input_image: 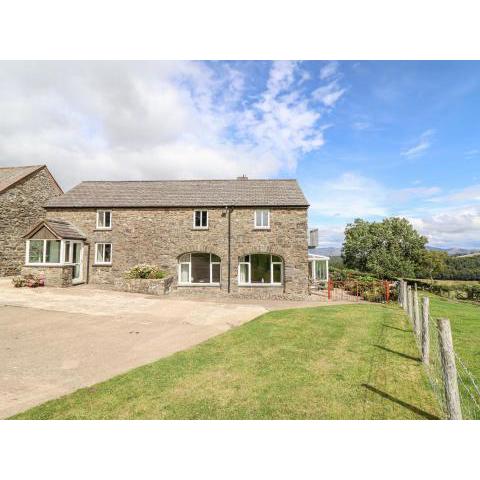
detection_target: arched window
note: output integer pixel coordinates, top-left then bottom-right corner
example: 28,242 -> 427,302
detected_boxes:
238,254 -> 283,285
178,253 -> 221,285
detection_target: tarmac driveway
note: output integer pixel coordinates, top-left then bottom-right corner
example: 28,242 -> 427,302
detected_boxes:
0,279 -> 266,418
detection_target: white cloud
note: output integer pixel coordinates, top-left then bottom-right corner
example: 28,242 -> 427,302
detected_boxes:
401,129 -> 435,158
352,121 -> 371,131
312,80 -> 346,107
319,61 -> 339,80
0,61 -> 339,189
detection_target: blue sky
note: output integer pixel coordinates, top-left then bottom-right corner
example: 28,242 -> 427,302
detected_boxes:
1,61 -> 479,248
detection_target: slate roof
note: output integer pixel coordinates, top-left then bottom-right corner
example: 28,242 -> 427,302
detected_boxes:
24,219 -> 86,240
46,179 -> 309,208
0,165 -> 44,193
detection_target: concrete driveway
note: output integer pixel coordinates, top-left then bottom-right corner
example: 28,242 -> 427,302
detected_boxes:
0,279 -> 267,418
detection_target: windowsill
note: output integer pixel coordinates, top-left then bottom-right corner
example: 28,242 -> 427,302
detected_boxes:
93,263 -> 112,267
238,283 -> 282,288
25,263 -> 65,267
253,227 -> 271,231
178,283 -> 220,287
191,227 -> 209,231
94,228 -> 112,232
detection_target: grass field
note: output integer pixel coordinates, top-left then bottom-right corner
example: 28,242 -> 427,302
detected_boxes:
417,279 -> 480,287
418,293 -> 480,419
12,304 -> 440,420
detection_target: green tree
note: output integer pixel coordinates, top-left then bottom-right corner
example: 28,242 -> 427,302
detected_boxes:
342,217 -> 427,278
416,250 -> 448,280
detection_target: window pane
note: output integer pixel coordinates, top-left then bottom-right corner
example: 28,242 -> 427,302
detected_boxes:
212,263 -> 220,283
96,244 -> 104,263
262,210 -> 269,226
104,211 -> 111,228
202,211 -> 208,226
195,211 -> 201,227
251,254 -> 271,283
104,244 -> 112,263
272,255 -> 281,262
180,263 -> 189,283
45,240 -> 61,263
191,253 -> 210,283
255,210 -> 261,226
29,240 -> 44,263
211,254 -> 220,263
273,263 -> 282,283
98,212 -> 104,228
239,263 -> 248,283
64,241 -> 71,263
179,253 -> 190,262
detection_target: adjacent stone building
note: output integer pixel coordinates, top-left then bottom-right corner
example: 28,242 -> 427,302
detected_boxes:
23,177 -> 314,298
0,165 -> 63,276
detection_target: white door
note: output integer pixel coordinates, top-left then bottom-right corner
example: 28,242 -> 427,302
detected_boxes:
72,242 -> 84,284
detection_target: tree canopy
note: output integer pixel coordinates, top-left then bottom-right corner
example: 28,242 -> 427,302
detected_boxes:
342,217 -> 428,278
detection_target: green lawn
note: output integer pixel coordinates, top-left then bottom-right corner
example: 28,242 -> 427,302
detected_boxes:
12,304 -> 441,420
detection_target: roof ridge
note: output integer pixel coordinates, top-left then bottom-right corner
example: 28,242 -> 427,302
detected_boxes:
76,179 -> 298,184
0,164 -> 45,170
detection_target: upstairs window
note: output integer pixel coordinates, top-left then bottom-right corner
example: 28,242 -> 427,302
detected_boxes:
97,210 -> 112,229
193,210 -> 208,229
254,209 -> 270,229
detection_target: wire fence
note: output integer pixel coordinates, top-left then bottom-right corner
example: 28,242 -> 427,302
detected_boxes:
398,279 -> 480,420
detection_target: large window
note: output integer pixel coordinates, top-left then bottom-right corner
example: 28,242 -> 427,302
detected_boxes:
238,254 -> 282,285
254,209 -> 270,229
178,253 -> 220,285
27,239 -> 61,264
96,210 -> 112,229
309,258 -> 328,281
95,243 -> 112,265
193,210 -> 208,229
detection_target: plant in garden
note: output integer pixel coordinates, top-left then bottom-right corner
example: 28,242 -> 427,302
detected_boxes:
12,276 -> 26,288
124,264 -> 166,279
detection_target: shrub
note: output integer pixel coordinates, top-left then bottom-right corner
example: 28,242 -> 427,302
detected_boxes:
12,276 -> 26,288
124,264 -> 166,279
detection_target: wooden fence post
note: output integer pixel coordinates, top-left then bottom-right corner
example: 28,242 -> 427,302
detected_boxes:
407,286 -> 413,321
413,285 -> 421,337
398,280 -> 403,306
384,280 -> 390,303
328,279 -> 332,301
421,296 -> 430,365
437,318 -> 462,420
403,282 -> 408,312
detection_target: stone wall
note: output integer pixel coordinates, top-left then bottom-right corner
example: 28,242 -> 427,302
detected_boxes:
45,206 -> 309,298
0,168 -> 63,276
21,265 -> 73,287
113,276 -> 174,295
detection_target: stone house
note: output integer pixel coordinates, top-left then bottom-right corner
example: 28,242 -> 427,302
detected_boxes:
22,176 -> 329,298
0,165 -> 63,276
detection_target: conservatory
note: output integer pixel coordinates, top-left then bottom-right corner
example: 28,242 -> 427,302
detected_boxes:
308,254 -> 329,283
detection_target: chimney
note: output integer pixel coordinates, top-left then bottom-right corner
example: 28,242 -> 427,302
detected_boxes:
237,175 -> 248,180
309,228 -> 319,248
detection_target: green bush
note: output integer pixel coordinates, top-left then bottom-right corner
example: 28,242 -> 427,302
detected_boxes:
12,276 -> 26,288
124,264 -> 166,279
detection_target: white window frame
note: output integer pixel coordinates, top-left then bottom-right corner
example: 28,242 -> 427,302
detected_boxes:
193,210 -> 209,229
238,254 -> 283,286
25,239 -> 65,266
254,209 -> 270,229
95,242 -> 113,265
96,210 -> 112,230
177,253 -> 220,286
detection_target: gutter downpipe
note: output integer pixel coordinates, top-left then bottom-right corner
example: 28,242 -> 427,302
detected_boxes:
226,206 -> 232,293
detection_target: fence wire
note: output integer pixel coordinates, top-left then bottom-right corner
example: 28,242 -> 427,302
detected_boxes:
398,280 -> 480,420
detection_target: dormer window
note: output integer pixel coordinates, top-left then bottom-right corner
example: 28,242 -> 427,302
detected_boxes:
193,210 -> 208,229
254,209 -> 270,229
96,210 -> 112,230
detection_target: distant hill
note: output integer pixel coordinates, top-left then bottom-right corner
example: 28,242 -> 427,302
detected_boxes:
309,247 -> 342,257
427,246 -> 480,256
310,246 -> 480,257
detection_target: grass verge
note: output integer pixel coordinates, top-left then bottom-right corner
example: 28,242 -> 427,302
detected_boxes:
12,304 -> 440,420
